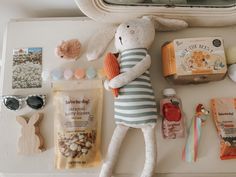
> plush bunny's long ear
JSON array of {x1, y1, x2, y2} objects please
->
[
  {"x1": 87, "y1": 25, "x2": 117, "y2": 61},
  {"x1": 143, "y1": 16, "x2": 188, "y2": 31}
]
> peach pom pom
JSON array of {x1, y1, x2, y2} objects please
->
[{"x1": 74, "y1": 68, "x2": 85, "y2": 79}]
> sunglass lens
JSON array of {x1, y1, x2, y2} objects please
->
[
  {"x1": 4, "y1": 98, "x2": 20, "y2": 110},
  {"x1": 26, "y1": 96, "x2": 44, "y2": 109}
]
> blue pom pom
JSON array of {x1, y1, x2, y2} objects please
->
[
  {"x1": 51, "y1": 68, "x2": 63, "y2": 80},
  {"x1": 86, "y1": 67, "x2": 97, "y2": 79}
]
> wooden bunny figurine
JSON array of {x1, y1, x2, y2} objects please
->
[
  {"x1": 87, "y1": 16, "x2": 188, "y2": 177},
  {"x1": 16, "y1": 113, "x2": 45, "y2": 155}
]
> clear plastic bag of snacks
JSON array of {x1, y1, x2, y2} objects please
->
[{"x1": 52, "y1": 80, "x2": 103, "y2": 169}]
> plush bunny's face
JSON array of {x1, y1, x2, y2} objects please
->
[{"x1": 115, "y1": 18, "x2": 155, "y2": 52}]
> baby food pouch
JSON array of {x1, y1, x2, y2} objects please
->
[
  {"x1": 160, "y1": 88, "x2": 185, "y2": 139},
  {"x1": 52, "y1": 80, "x2": 103, "y2": 169},
  {"x1": 211, "y1": 98, "x2": 236, "y2": 160}
]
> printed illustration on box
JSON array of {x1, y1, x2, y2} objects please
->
[
  {"x1": 12, "y1": 48, "x2": 42, "y2": 89},
  {"x1": 162, "y1": 38, "x2": 227, "y2": 84},
  {"x1": 16, "y1": 113, "x2": 45, "y2": 155},
  {"x1": 87, "y1": 16, "x2": 188, "y2": 177}
]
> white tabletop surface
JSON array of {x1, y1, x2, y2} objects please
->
[{"x1": 0, "y1": 17, "x2": 236, "y2": 177}]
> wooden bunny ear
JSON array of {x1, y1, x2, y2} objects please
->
[
  {"x1": 28, "y1": 113, "x2": 42, "y2": 126},
  {"x1": 86, "y1": 25, "x2": 117, "y2": 61},
  {"x1": 16, "y1": 116, "x2": 27, "y2": 126},
  {"x1": 143, "y1": 16, "x2": 188, "y2": 31}
]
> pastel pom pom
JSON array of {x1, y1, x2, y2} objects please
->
[
  {"x1": 86, "y1": 67, "x2": 97, "y2": 79},
  {"x1": 51, "y1": 68, "x2": 63, "y2": 80},
  {"x1": 97, "y1": 68, "x2": 106, "y2": 79},
  {"x1": 42, "y1": 70, "x2": 50, "y2": 81},
  {"x1": 228, "y1": 64, "x2": 236, "y2": 82},
  {"x1": 64, "y1": 69, "x2": 73, "y2": 80},
  {"x1": 74, "y1": 68, "x2": 85, "y2": 79},
  {"x1": 226, "y1": 46, "x2": 236, "y2": 65}
]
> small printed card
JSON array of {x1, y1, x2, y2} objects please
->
[{"x1": 12, "y1": 47, "x2": 42, "y2": 89}]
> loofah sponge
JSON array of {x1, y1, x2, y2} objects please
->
[{"x1": 55, "y1": 39, "x2": 81, "y2": 60}]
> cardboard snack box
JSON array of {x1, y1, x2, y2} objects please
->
[{"x1": 161, "y1": 37, "x2": 227, "y2": 84}]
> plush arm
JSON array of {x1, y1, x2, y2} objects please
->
[{"x1": 108, "y1": 54, "x2": 151, "y2": 89}]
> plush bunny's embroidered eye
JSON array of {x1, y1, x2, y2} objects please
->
[
  {"x1": 119, "y1": 36, "x2": 123, "y2": 45},
  {"x1": 127, "y1": 25, "x2": 130, "y2": 28}
]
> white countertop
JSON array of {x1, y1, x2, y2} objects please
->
[{"x1": 0, "y1": 17, "x2": 236, "y2": 177}]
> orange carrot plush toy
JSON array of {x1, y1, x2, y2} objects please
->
[{"x1": 104, "y1": 53, "x2": 120, "y2": 97}]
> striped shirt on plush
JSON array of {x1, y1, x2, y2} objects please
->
[{"x1": 114, "y1": 48, "x2": 157, "y2": 125}]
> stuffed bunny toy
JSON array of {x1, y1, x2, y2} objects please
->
[{"x1": 87, "y1": 16, "x2": 188, "y2": 177}]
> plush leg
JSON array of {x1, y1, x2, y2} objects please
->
[
  {"x1": 99, "y1": 124, "x2": 129, "y2": 177},
  {"x1": 141, "y1": 125, "x2": 157, "y2": 177}
]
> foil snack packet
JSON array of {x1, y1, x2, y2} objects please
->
[
  {"x1": 52, "y1": 80, "x2": 103, "y2": 169},
  {"x1": 211, "y1": 98, "x2": 236, "y2": 160}
]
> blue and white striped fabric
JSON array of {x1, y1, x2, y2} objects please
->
[{"x1": 114, "y1": 48, "x2": 157, "y2": 125}]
